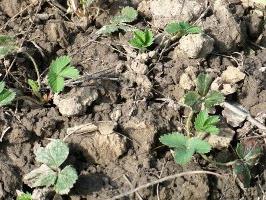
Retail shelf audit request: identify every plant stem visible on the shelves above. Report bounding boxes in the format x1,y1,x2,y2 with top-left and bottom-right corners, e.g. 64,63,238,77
201,154,237,166
185,109,194,136
23,52,41,87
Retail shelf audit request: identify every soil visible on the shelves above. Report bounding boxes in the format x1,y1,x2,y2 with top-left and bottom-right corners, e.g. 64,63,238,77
0,0,266,199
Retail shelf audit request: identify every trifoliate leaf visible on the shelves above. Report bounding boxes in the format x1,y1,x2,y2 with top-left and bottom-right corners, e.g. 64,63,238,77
184,91,200,107
96,24,119,35
17,192,32,200
165,21,201,36
173,146,194,165
204,90,224,109
112,6,138,23
0,82,16,106
233,161,251,188
35,139,69,169
48,56,79,93
54,165,78,195
194,110,220,134
159,132,187,148
197,73,213,97
129,29,154,50
0,35,17,59
23,164,57,188
236,142,263,166
188,138,211,154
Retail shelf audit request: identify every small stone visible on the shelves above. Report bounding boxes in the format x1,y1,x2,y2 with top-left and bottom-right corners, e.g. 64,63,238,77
222,84,237,95
178,33,215,58
139,0,206,29
221,66,246,84
54,87,98,116
179,73,194,90
222,107,246,127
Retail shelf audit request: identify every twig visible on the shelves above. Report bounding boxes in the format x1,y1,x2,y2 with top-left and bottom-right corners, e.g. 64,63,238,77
123,175,143,200
109,170,223,200
0,127,11,142
223,102,266,130
156,159,167,200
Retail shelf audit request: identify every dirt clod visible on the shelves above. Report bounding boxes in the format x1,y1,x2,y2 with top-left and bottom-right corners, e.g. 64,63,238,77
54,87,98,116
178,33,215,58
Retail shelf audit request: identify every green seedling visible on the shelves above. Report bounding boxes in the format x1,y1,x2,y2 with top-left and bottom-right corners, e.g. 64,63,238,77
48,55,79,93
129,29,154,51
97,6,138,35
184,73,224,111
0,35,18,59
0,81,16,106
233,141,263,188
160,132,211,165
165,21,202,37
160,73,224,165
17,192,32,200
23,139,78,195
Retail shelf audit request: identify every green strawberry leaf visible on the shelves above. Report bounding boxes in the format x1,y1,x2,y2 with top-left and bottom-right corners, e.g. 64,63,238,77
236,142,263,166
165,22,201,35
233,161,251,188
35,139,69,169
159,132,187,148
0,82,16,106
48,56,79,93
197,73,213,97
188,138,211,154
194,110,220,134
23,164,57,188
28,79,40,94
204,90,224,109
54,165,78,195
173,146,194,165
96,24,119,35
112,6,138,23
186,26,202,34
184,91,200,107
17,192,32,200
129,29,154,50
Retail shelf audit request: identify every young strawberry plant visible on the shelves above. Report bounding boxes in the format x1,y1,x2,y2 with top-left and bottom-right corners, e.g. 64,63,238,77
165,21,202,37
47,55,79,93
23,139,78,195
97,6,138,35
129,29,154,51
160,73,224,165
0,81,16,106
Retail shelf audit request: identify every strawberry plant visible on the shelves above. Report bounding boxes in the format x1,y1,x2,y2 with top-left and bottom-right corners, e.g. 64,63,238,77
129,29,154,51
0,81,16,106
160,73,224,165
97,6,138,35
23,139,78,195
165,21,202,37
48,55,79,93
